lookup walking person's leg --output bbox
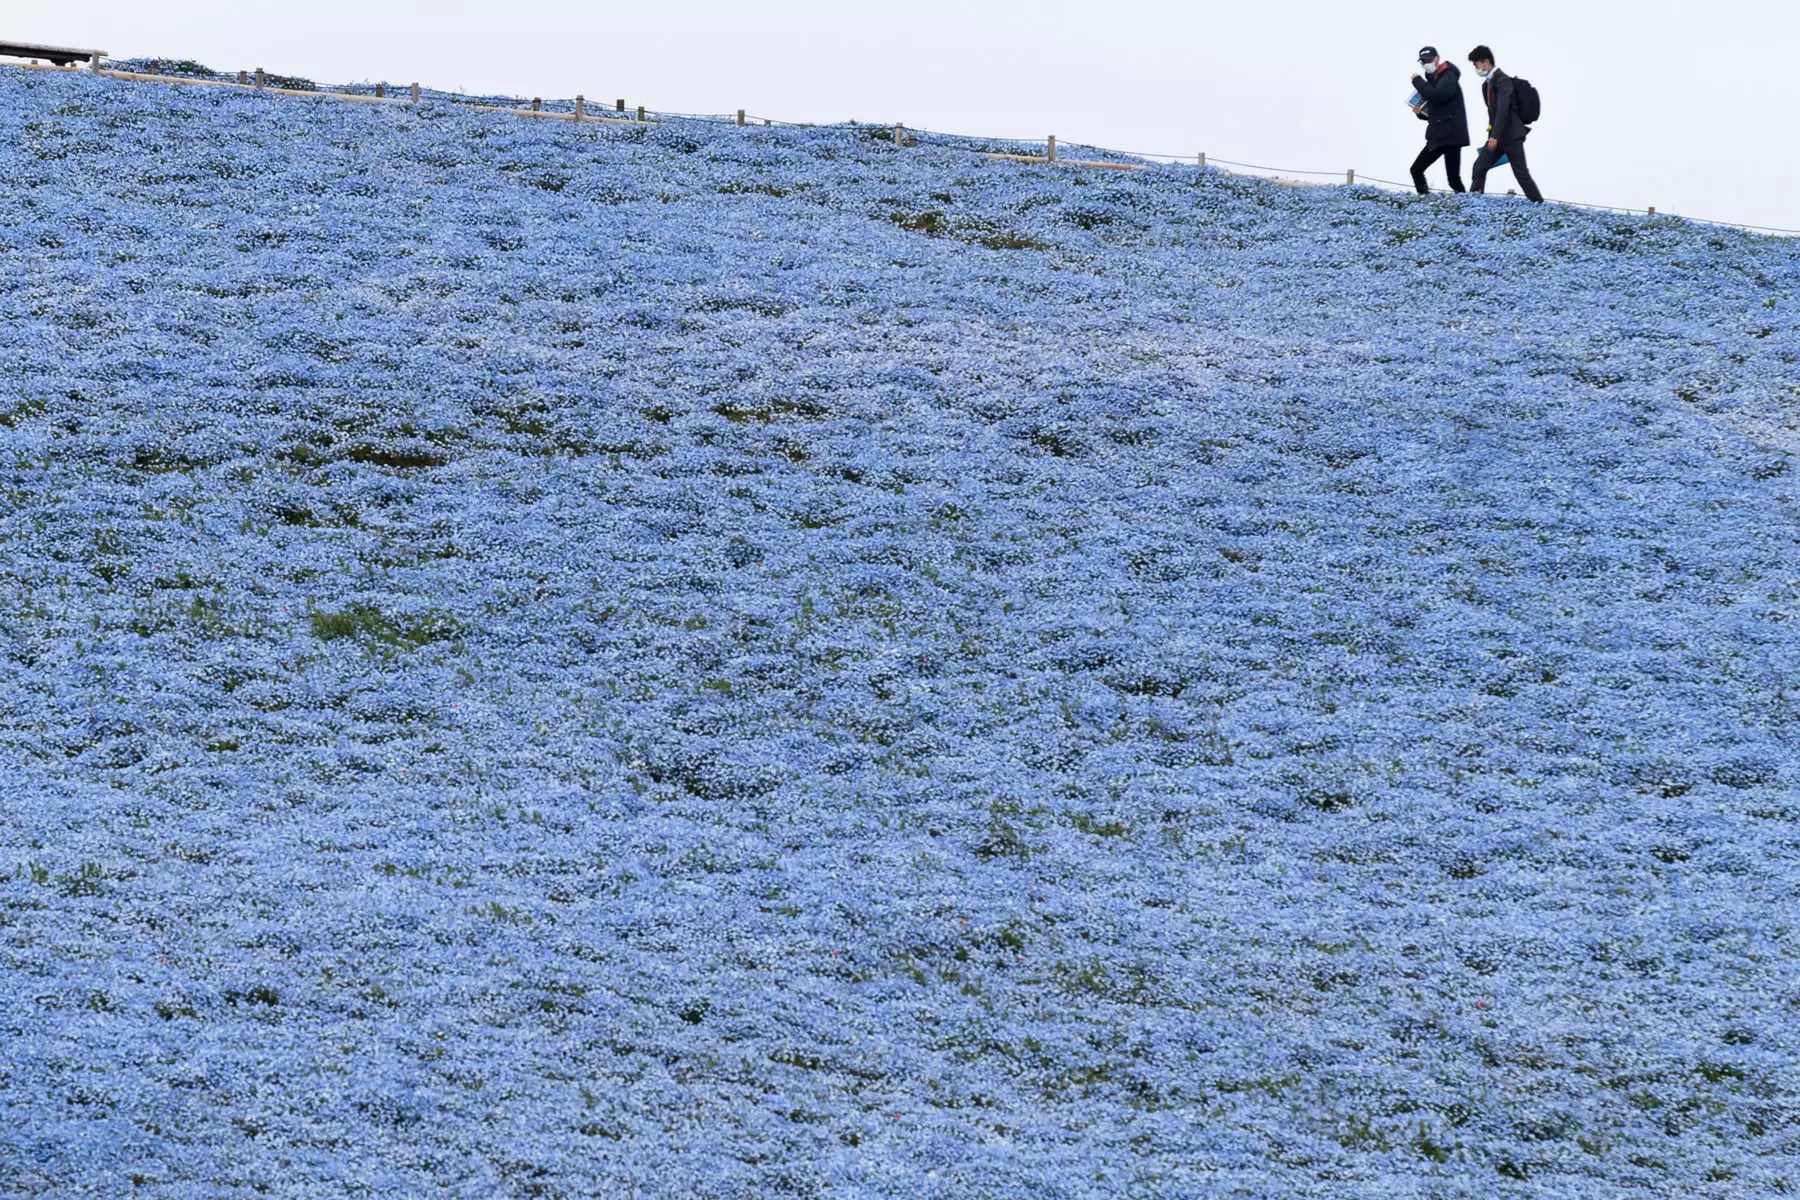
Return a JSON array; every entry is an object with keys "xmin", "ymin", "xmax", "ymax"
[
  {"xmin": 1469, "ymin": 144, "xmax": 1500, "ymax": 194},
  {"xmin": 1409, "ymin": 146, "xmax": 1443, "ymax": 195},
  {"xmin": 1505, "ymin": 138, "xmax": 1544, "ymax": 202},
  {"xmin": 1443, "ymin": 146, "xmax": 1466, "ymax": 193}
]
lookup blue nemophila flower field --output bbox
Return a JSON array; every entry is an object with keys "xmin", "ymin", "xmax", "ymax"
[{"xmin": 2, "ymin": 64, "xmax": 1797, "ymax": 1199}]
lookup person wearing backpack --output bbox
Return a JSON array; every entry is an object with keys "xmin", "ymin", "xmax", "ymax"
[
  {"xmin": 1467, "ymin": 45, "xmax": 1543, "ymax": 202},
  {"xmin": 1408, "ymin": 46, "xmax": 1469, "ymax": 194}
]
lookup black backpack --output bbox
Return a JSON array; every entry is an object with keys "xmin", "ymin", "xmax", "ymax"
[{"xmin": 1512, "ymin": 76, "xmax": 1542, "ymax": 124}]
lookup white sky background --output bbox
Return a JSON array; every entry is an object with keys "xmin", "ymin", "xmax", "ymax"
[{"xmin": 18, "ymin": 0, "xmax": 1800, "ymax": 230}]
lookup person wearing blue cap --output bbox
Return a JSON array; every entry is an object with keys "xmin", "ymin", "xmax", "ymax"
[{"xmin": 1407, "ymin": 46, "xmax": 1469, "ymax": 194}]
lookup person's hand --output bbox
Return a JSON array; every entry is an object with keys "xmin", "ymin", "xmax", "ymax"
[{"xmin": 1486, "ymin": 138, "xmax": 1498, "ymax": 150}]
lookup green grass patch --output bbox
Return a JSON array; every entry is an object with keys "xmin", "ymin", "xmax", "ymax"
[{"xmin": 308, "ymin": 602, "xmax": 464, "ymax": 652}]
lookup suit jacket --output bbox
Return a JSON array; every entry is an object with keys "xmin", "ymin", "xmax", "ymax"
[
  {"xmin": 1482, "ymin": 69, "xmax": 1526, "ymax": 145},
  {"xmin": 1411, "ymin": 62, "xmax": 1470, "ymax": 149}
]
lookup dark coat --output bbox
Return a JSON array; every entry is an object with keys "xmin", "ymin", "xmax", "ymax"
[
  {"xmin": 1411, "ymin": 62, "xmax": 1470, "ymax": 149},
  {"xmin": 1481, "ymin": 68, "xmax": 1527, "ymax": 145}
]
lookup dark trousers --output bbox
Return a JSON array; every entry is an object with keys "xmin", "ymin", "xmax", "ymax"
[
  {"xmin": 1409, "ymin": 145, "xmax": 1466, "ymax": 194},
  {"xmin": 1471, "ymin": 137, "xmax": 1543, "ymax": 202}
]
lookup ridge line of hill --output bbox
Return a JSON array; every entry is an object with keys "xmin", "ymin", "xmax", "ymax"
[{"xmin": 8, "ymin": 52, "xmax": 1797, "ymax": 237}]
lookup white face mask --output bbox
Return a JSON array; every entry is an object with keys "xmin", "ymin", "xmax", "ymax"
[
  {"xmin": 1477, "ymin": 66, "xmax": 1492, "ymax": 78},
  {"xmin": 1420, "ymin": 61, "xmax": 1437, "ymax": 72}
]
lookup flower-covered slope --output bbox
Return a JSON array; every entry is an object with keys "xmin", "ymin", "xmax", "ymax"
[{"xmin": 2, "ymin": 66, "xmax": 1797, "ymax": 1198}]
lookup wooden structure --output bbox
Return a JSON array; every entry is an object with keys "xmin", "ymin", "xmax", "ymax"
[{"xmin": 0, "ymin": 39, "xmax": 105, "ymax": 67}]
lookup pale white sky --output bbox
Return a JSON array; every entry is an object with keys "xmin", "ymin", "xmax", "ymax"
[{"xmin": 17, "ymin": 0, "xmax": 1800, "ymax": 230}]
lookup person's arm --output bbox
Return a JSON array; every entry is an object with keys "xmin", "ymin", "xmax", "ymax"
[
  {"xmin": 1414, "ymin": 71, "xmax": 1453, "ymax": 104},
  {"xmin": 1489, "ymin": 74, "xmax": 1516, "ymax": 143}
]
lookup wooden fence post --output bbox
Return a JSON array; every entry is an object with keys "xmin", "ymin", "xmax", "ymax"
[
  {"xmin": 737, "ymin": 109, "xmax": 745, "ymax": 126},
  {"xmin": 411, "ymin": 82, "xmax": 420, "ymax": 102},
  {"xmin": 637, "ymin": 105, "xmax": 646, "ymax": 123},
  {"xmin": 1198, "ymin": 152, "xmax": 1206, "ymax": 168},
  {"xmin": 1047, "ymin": 135, "xmax": 1056, "ymax": 162},
  {"xmin": 532, "ymin": 97, "xmax": 541, "ymax": 111},
  {"xmin": 894, "ymin": 123, "xmax": 903, "ymax": 147},
  {"xmin": 376, "ymin": 82, "xmax": 385, "ymax": 98},
  {"xmin": 1346, "ymin": 169, "xmax": 1355, "ymax": 185},
  {"xmin": 616, "ymin": 99, "xmax": 625, "ymax": 112},
  {"xmin": 89, "ymin": 52, "xmax": 102, "ymax": 70},
  {"xmin": 1647, "ymin": 206, "xmax": 1656, "ymax": 216},
  {"xmin": 575, "ymin": 95, "xmax": 585, "ymax": 121},
  {"xmin": 255, "ymin": 67, "xmax": 266, "ymax": 88},
  {"xmin": 237, "ymin": 70, "xmax": 247, "ymax": 85}
]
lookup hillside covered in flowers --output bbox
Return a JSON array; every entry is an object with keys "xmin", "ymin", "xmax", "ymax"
[{"xmin": 2, "ymin": 64, "xmax": 1797, "ymax": 1198}]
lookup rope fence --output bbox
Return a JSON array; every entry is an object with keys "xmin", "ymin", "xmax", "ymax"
[{"xmin": 9, "ymin": 52, "xmax": 1799, "ymax": 238}]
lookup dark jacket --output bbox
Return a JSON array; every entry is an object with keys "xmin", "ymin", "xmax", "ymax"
[
  {"xmin": 1482, "ymin": 68, "xmax": 1527, "ymax": 145},
  {"xmin": 1411, "ymin": 62, "xmax": 1470, "ymax": 149}
]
